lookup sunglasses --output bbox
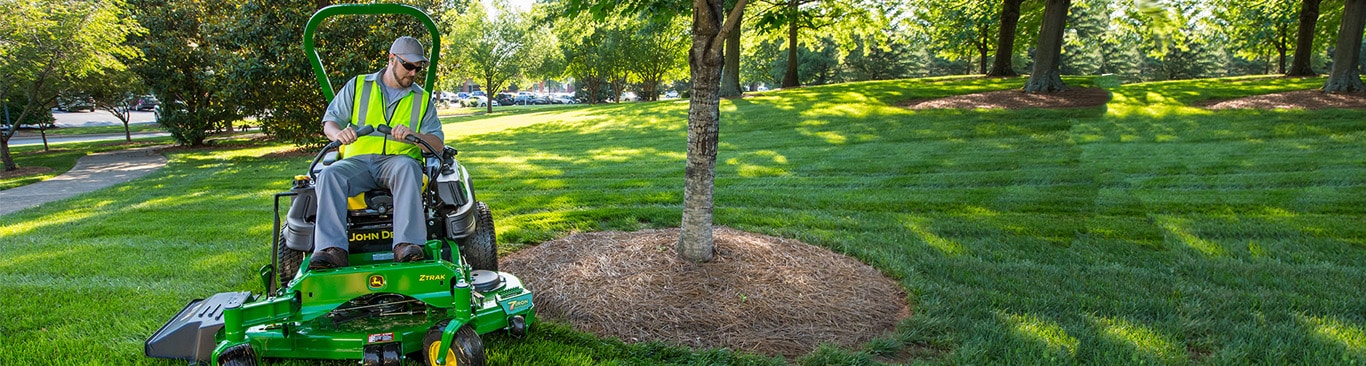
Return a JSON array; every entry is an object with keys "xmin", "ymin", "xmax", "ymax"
[{"xmin": 394, "ymin": 55, "xmax": 425, "ymax": 73}]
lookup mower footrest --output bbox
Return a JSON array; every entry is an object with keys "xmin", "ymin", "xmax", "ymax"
[{"xmin": 145, "ymin": 291, "xmax": 252, "ymax": 362}]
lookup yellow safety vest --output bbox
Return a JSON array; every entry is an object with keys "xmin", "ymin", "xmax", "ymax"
[{"xmin": 341, "ymin": 75, "xmax": 430, "ymax": 160}]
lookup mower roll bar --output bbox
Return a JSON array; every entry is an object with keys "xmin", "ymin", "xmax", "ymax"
[{"xmin": 303, "ymin": 3, "xmax": 441, "ymax": 101}]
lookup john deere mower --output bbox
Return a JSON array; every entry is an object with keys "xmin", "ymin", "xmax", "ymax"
[{"xmin": 145, "ymin": 5, "xmax": 533, "ymax": 365}]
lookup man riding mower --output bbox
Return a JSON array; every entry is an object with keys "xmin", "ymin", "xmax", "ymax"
[{"xmin": 144, "ymin": 5, "xmax": 534, "ymax": 366}]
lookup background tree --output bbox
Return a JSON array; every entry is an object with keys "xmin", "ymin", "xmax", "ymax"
[
  {"xmin": 1023, "ymin": 0, "xmax": 1072, "ymax": 92},
  {"xmin": 447, "ymin": 0, "xmax": 550, "ymax": 113},
  {"xmin": 1324, "ymin": 0, "xmax": 1366, "ymax": 91},
  {"xmin": 1062, "ymin": 0, "xmax": 1108, "ymax": 75},
  {"xmin": 989, "ymin": 0, "xmax": 1027, "ymax": 76},
  {"xmin": 840, "ymin": 33, "xmax": 917, "ymax": 81},
  {"xmin": 0, "ymin": 0, "xmax": 141, "ymax": 170},
  {"xmin": 1289, "ymin": 0, "xmax": 1325, "ymax": 75},
  {"xmin": 916, "ymin": 1, "xmax": 1000, "ymax": 75},
  {"xmin": 554, "ymin": 12, "xmax": 613, "ymax": 104},
  {"xmin": 129, "ymin": 0, "xmax": 241, "ymax": 146},
  {"xmin": 719, "ymin": 1, "xmax": 747, "ymax": 97},
  {"xmin": 605, "ymin": 26, "xmax": 634, "ymax": 102},
  {"xmin": 768, "ymin": 38, "xmax": 840, "ymax": 85},
  {"xmin": 741, "ymin": 38, "xmax": 783, "ymax": 89},
  {"xmin": 627, "ymin": 16, "xmax": 690, "ymax": 101},
  {"xmin": 752, "ymin": 0, "xmax": 873, "ymax": 88},
  {"xmin": 1214, "ymin": 0, "xmax": 1298, "ymax": 74},
  {"xmin": 75, "ymin": 69, "xmax": 145, "ymax": 142}
]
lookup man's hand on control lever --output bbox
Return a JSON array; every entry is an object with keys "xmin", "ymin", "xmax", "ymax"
[
  {"xmin": 325, "ymin": 121, "xmax": 359, "ymax": 145},
  {"xmin": 391, "ymin": 124, "xmax": 415, "ymax": 142}
]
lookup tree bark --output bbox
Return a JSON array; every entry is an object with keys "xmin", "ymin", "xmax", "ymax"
[
  {"xmin": 781, "ymin": 0, "xmax": 801, "ymax": 88},
  {"xmin": 1324, "ymin": 0, "xmax": 1366, "ymax": 92},
  {"xmin": 988, "ymin": 0, "xmax": 1023, "ymax": 77},
  {"xmin": 1288, "ymin": 0, "xmax": 1322, "ymax": 76},
  {"xmin": 979, "ymin": 45, "xmax": 989, "ymax": 74},
  {"xmin": 719, "ymin": 9, "xmax": 744, "ymax": 97},
  {"xmin": 1, "ymin": 138, "xmax": 14, "ymax": 171},
  {"xmin": 1023, "ymin": 0, "xmax": 1071, "ymax": 93},
  {"xmin": 681, "ymin": 0, "xmax": 740, "ymax": 263},
  {"xmin": 1278, "ymin": 26, "xmax": 1288, "ymax": 74},
  {"xmin": 1, "ymin": 102, "xmax": 13, "ymax": 171}
]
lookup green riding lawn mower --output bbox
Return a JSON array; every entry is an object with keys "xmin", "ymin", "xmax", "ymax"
[{"xmin": 145, "ymin": 5, "xmax": 534, "ymax": 365}]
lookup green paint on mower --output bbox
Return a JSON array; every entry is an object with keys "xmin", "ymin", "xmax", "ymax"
[{"xmin": 145, "ymin": 5, "xmax": 533, "ymax": 365}]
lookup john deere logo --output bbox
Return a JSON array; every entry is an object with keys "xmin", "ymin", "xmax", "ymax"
[{"xmin": 367, "ymin": 275, "xmax": 386, "ymax": 290}]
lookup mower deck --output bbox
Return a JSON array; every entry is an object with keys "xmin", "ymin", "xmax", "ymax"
[{"xmin": 146, "ymin": 249, "xmax": 534, "ymax": 364}]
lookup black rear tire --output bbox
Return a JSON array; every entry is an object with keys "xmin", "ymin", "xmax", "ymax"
[
  {"xmin": 458, "ymin": 202, "xmax": 498, "ymax": 271},
  {"xmin": 218, "ymin": 344, "xmax": 258, "ymax": 366},
  {"xmin": 277, "ymin": 227, "xmax": 304, "ymax": 288},
  {"xmin": 422, "ymin": 322, "xmax": 485, "ymax": 366}
]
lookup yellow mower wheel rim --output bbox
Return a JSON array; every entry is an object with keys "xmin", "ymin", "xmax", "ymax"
[{"xmin": 427, "ymin": 340, "xmax": 459, "ymax": 366}]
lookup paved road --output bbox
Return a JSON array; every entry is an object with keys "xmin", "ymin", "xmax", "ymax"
[
  {"xmin": 52, "ymin": 109, "xmax": 157, "ymax": 127},
  {"xmin": 0, "ymin": 146, "xmax": 167, "ymax": 217}
]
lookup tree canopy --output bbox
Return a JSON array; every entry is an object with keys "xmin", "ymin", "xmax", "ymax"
[{"xmin": 0, "ymin": 0, "xmax": 141, "ymax": 169}]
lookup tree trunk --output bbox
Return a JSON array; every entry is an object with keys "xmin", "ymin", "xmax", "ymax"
[
  {"xmin": 1278, "ymin": 27, "xmax": 1289, "ymax": 74},
  {"xmin": 719, "ymin": 10, "xmax": 744, "ymax": 97},
  {"xmin": 680, "ymin": 0, "xmax": 732, "ymax": 263},
  {"xmin": 1, "ymin": 138, "xmax": 14, "ymax": 171},
  {"xmin": 1288, "ymin": 0, "xmax": 1322, "ymax": 76},
  {"xmin": 988, "ymin": 0, "xmax": 1023, "ymax": 77},
  {"xmin": 485, "ymin": 78, "xmax": 497, "ymax": 114},
  {"xmin": 1324, "ymin": 0, "xmax": 1366, "ymax": 92},
  {"xmin": 781, "ymin": 0, "xmax": 801, "ymax": 88},
  {"xmin": 2, "ymin": 101, "xmax": 14, "ymax": 171},
  {"xmin": 1023, "ymin": 0, "xmax": 1071, "ymax": 93},
  {"xmin": 979, "ymin": 46, "xmax": 989, "ymax": 75},
  {"xmin": 40, "ymin": 128, "xmax": 49, "ymax": 152}
]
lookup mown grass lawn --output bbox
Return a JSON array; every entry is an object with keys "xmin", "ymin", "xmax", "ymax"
[{"xmin": 1, "ymin": 75, "xmax": 1363, "ymax": 365}]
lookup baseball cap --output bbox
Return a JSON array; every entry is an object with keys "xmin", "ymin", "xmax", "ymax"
[{"xmin": 390, "ymin": 36, "xmax": 428, "ymax": 63}]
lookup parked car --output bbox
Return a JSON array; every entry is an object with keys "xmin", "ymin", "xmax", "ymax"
[
  {"xmin": 493, "ymin": 93, "xmax": 516, "ymax": 106},
  {"xmin": 57, "ymin": 94, "xmax": 96, "ymax": 112},
  {"xmin": 462, "ymin": 95, "xmax": 489, "ymax": 107},
  {"xmin": 133, "ymin": 95, "xmax": 159, "ymax": 111},
  {"xmin": 434, "ymin": 91, "xmax": 457, "ymax": 104},
  {"xmin": 665, "ymin": 90, "xmax": 679, "ymax": 99}
]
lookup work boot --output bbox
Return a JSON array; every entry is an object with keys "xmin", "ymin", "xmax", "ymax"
[
  {"xmin": 307, "ymin": 247, "xmax": 349, "ymax": 270},
  {"xmin": 394, "ymin": 243, "xmax": 425, "ymax": 263}
]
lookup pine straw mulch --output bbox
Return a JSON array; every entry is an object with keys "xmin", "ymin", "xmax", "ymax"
[
  {"xmin": 1194, "ymin": 90, "xmax": 1366, "ymax": 110},
  {"xmin": 502, "ymin": 227, "xmax": 908, "ymax": 359},
  {"xmin": 901, "ymin": 87, "xmax": 1110, "ymax": 110},
  {"xmin": 0, "ymin": 166, "xmax": 54, "ymax": 179}
]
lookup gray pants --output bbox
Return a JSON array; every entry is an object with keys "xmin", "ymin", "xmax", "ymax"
[{"xmin": 313, "ymin": 154, "xmax": 425, "ymax": 254}]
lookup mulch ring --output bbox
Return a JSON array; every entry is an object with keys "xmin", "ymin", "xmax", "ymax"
[
  {"xmin": 0, "ymin": 166, "xmax": 54, "ymax": 179},
  {"xmin": 1194, "ymin": 90, "xmax": 1366, "ymax": 110},
  {"xmin": 502, "ymin": 227, "xmax": 908, "ymax": 359},
  {"xmin": 901, "ymin": 87, "xmax": 1110, "ymax": 110}
]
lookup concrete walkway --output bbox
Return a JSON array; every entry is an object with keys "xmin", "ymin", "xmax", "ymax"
[{"xmin": 0, "ymin": 146, "xmax": 167, "ymax": 216}]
